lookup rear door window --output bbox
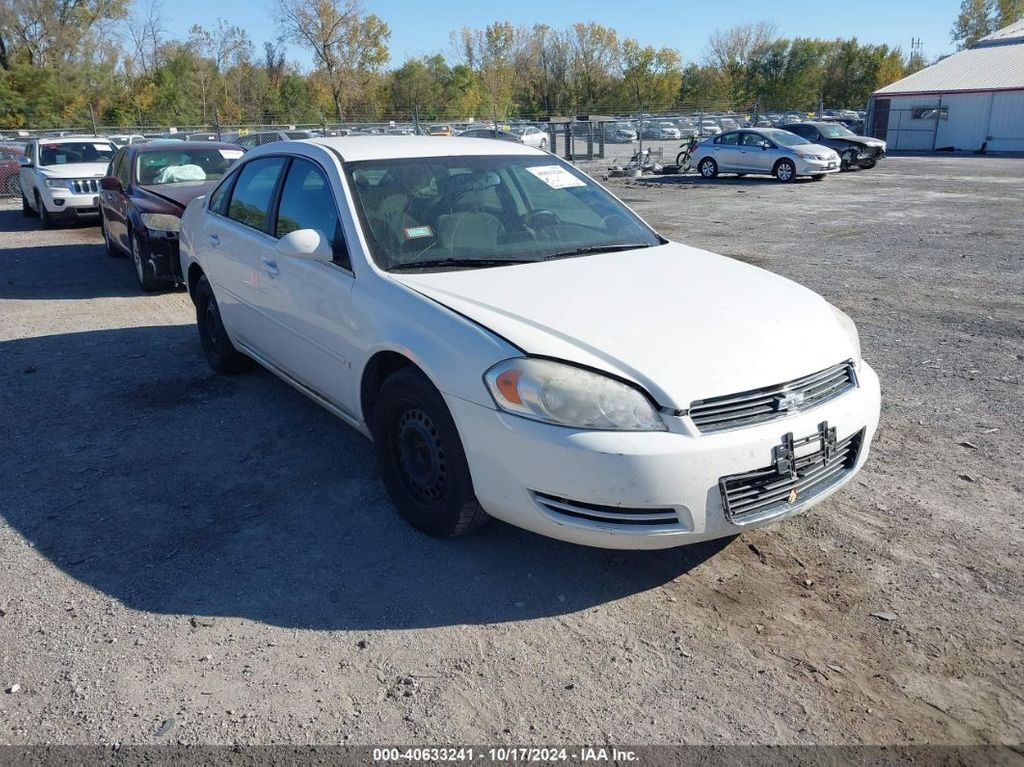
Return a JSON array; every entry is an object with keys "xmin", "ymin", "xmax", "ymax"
[{"xmin": 226, "ymin": 157, "xmax": 286, "ymax": 233}]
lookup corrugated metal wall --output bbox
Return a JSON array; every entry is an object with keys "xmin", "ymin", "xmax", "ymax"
[{"xmin": 871, "ymin": 90, "xmax": 1024, "ymax": 152}]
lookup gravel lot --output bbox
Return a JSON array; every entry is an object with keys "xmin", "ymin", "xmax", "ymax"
[{"xmin": 0, "ymin": 156, "xmax": 1021, "ymax": 747}]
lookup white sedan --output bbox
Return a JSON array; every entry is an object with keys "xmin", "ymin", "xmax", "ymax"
[{"xmin": 179, "ymin": 136, "xmax": 880, "ymax": 549}]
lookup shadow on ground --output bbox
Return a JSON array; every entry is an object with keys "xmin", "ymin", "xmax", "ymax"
[
  {"xmin": 1, "ymin": 324, "xmax": 730, "ymax": 630},
  {"xmin": 0, "ymin": 208, "xmax": 148, "ymax": 300}
]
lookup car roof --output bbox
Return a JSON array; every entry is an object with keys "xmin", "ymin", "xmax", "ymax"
[
  {"xmin": 34, "ymin": 136, "xmax": 116, "ymax": 144},
  {"xmin": 130, "ymin": 141, "xmax": 242, "ymax": 153},
  {"xmin": 307, "ymin": 135, "xmax": 542, "ymax": 162}
]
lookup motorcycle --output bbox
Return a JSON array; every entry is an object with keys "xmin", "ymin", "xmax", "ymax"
[{"xmin": 675, "ymin": 137, "xmax": 700, "ymax": 171}]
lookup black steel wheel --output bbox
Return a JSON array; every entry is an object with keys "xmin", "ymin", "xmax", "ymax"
[
  {"xmin": 372, "ymin": 367, "xmax": 488, "ymax": 538},
  {"xmin": 194, "ymin": 275, "xmax": 251, "ymax": 374}
]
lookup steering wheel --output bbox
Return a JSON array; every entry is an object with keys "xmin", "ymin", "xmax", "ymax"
[{"xmin": 522, "ymin": 209, "xmax": 561, "ymax": 241}]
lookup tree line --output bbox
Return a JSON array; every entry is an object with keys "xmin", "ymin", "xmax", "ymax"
[{"xmin": 0, "ymin": 0, "xmax": 974, "ymax": 130}]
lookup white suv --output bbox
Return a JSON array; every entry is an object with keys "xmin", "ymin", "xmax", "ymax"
[
  {"xmin": 19, "ymin": 137, "xmax": 116, "ymax": 227},
  {"xmin": 179, "ymin": 136, "xmax": 879, "ymax": 549}
]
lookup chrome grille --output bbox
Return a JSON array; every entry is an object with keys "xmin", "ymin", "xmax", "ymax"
[
  {"xmin": 689, "ymin": 361, "xmax": 857, "ymax": 434},
  {"xmin": 532, "ymin": 492, "xmax": 679, "ymax": 529},
  {"xmin": 720, "ymin": 427, "xmax": 863, "ymax": 524},
  {"xmin": 71, "ymin": 178, "xmax": 100, "ymax": 194}
]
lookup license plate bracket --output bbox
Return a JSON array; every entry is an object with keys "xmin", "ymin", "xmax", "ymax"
[{"xmin": 771, "ymin": 421, "xmax": 838, "ymax": 480}]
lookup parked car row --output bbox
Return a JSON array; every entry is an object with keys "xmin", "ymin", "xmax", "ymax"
[{"xmin": 10, "ymin": 132, "xmax": 881, "ymax": 549}]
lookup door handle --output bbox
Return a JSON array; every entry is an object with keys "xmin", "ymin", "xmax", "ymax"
[
  {"xmin": 209, "ymin": 234, "xmax": 220, "ymax": 247},
  {"xmin": 261, "ymin": 259, "xmax": 279, "ymax": 277}
]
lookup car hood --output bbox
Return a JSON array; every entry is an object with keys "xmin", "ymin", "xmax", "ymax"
[
  {"xmin": 37, "ymin": 163, "xmax": 109, "ymax": 179},
  {"xmin": 391, "ymin": 242, "xmax": 857, "ymax": 409},
  {"xmin": 139, "ymin": 181, "xmax": 218, "ymax": 210}
]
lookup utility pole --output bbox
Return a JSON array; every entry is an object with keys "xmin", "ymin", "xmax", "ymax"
[{"xmin": 89, "ymin": 104, "xmax": 98, "ymax": 136}]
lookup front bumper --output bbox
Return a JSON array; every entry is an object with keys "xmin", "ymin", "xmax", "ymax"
[
  {"xmin": 139, "ymin": 228, "xmax": 183, "ymax": 282},
  {"xmin": 447, "ymin": 361, "xmax": 880, "ymax": 549},
  {"xmin": 37, "ymin": 187, "xmax": 101, "ymax": 217},
  {"xmin": 794, "ymin": 157, "xmax": 841, "ymax": 175}
]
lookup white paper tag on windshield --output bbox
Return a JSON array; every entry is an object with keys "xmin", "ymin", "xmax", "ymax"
[
  {"xmin": 526, "ymin": 165, "xmax": 586, "ymax": 189},
  {"xmin": 93, "ymin": 143, "xmax": 110, "ymax": 151},
  {"xmin": 219, "ymin": 149, "xmax": 243, "ymax": 160}
]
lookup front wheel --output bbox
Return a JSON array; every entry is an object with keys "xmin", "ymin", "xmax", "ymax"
[
  {"xmin": 22, "ymin": 192, "xmax": 35, "ymax": 217},
  {"xmin": 129, "ymin": 227, "xmax": 162, "ymax": 292},
  {"xmin": 539, "ymin": 137, "xmax": 548, "ymax": 151},
  {"xmin": 698, "ymin": 157, "xmax": 718, "ymax": 178},
  {"xmin": 774, "ymin": 159, "xmax": 796, "ymax": 183},
  {"xmin": 35, "ymin": 192, "xmax": 54, "ymax": 228},
  {"xmin": 811, "ymin": 174, "xmax": 826, "ymax": 181},
  {"xmin": 372, "ymin": 367, "xmax": 488, "ymax": 538},
  {"xmin": 675, "ymin": 151, "xmax": 691, "ymax": 170},
  {"xmin": 194, "ymin": 275, "xmax": 252, "ymax": 374}
]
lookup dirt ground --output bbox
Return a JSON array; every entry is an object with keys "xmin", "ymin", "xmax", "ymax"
[{"xmin": 0, "ymin": 155, "xmax": 1021, "ymax": 747}]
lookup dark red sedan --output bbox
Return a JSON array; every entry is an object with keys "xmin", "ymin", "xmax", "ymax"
[
  {"xmin": 1, "ymin": 144, "xmax": 26, "ymax": 197},
  {"xmin": 99, "ymin": 141, "xmax": 243, "ymax": 291}
]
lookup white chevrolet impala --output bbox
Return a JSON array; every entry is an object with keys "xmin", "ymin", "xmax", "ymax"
[{"xmin": 179, "ymin": 136, "xmax": 880, "ymax": 549}]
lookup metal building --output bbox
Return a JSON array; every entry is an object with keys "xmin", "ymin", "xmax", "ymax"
[{"xmin": 867, "ymin": 19, "xmax": 1024, "ymax": 152}]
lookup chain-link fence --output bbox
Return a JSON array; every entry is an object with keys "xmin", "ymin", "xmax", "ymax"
[{"xmin": 1, "ymin": 104, "xmax": 862, "ymax": 199}]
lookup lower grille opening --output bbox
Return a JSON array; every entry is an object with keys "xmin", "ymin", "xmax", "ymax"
[
  {"xmin": 720, "ymin": 428, "xmax": 864, "ymax": 523},
  {"xmin": 532, "ymin": 492, "xmax": 679, "ymax": 528}
]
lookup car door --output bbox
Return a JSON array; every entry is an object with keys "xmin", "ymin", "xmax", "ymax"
[
  {"xmin": 709, "ymin": 132, "xmax": 741, "ymax": 170},
  {"xmin": 255, "ymin": 156, "xmax": 360, "ymax": 415},
  {"xmin": 102, "ymin": 149, "xmax": 132, "ymax": 250},
  {"xmin": 738, "ymin": 132, "xmax": 775, "ymax": 173},
  {"xmin": 204, "ymin": 155, "xmax": 288, "ymax": 350},
  {"xmin": 19, "ymin": 141, "xmax": 37, "ymax": 204}
]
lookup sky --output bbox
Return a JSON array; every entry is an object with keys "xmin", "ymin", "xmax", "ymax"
[{"xmin": 159, "ymin": 0, "xmax": 961, "ymax": 69}]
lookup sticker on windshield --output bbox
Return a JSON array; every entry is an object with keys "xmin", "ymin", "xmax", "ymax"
[
  {"xmin": 403, "ymin": 225, "xmax": 434, "ymax": 240},
  {"xmin": 525, "ymin": 165, "xmax": 586, "ymax": 189},
  {"xmin": 93, "ymin": 143, "xmax": 111, "ymax": 152},
  {"xmin": 219, "ymin": 149, "xmax": 243, "ymax": 160}
]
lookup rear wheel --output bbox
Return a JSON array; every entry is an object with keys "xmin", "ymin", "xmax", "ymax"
[
  {"xmin": 372, "ymin": 367, "xmax": 488, "ymax": 538},
  {"xmin": 774, "ymin": 159, "xmax": 796, "ymax": 183},
  {"xmin": 194, "ymin": 275, "xmax": 251, "ymax": 374},
  {"xmin": 698, "ymin": 157, "xmax": 718, "ymax": 178}
]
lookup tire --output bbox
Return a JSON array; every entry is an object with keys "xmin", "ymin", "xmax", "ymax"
[
  {"xmin": 372, "ymin": 367, "xmax": 488, "ymax": 538},
  {"xmin": 774, "ymin": 159, "xmax": 796, "ymax": 183},
  {"xmin": 861, "ymin": 160, "xmax": 877, "ymax": 170},
  {"xmin": 675, "ymin": 151, "xmax": 691, "ymax": 170},
  {"xmin": 129, "ymin": 226, "xmax": 162, "ymax": 292},
  {"xmin": 811, "ymin": 174, "xmax": 826, "ymax": 181},
  {"xmin": 35, "ymin": 192, "xmax": 54, "ymax": 228},
  {"xmin": 101, "ymin": 214, "xmax": 121, "ymax": 257},
  {"xmin": 698, "ymin": 157, "xmax": 718, "ymax": 178},
  {"xmin": 539, "ymin": 137, "xmax": 548, "ymax": 151},
  {"xmin": 194, "ymin": 275, "xmax": 251, "ymax": 374},
  {"xmin": 22, "ymin": 192, "xmax": 36, "ymax": 217}
]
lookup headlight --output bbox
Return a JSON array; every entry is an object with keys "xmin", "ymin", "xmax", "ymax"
[
  {"xmin": 140, "ymin": 213, "xmax": 181, "ymax": 232},
  {"xmin": 830, "ymin": 306, "xmax": 862, "ymax": 367},
  {"xmin": 484, "ymin": 358, "xmax": 666, "ymax": 431},
  {"xmin": 44, "ymin": 178, "xmax": 70, "ymax": 189}
]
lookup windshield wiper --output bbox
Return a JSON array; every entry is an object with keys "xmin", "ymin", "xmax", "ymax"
[
  {"xmin": 541, "ymin": 243, "xmax": 655, "ymax": 261},
  {"xmin": 388, "ymin": 258, "xmax": 537, "ymax": 272}
]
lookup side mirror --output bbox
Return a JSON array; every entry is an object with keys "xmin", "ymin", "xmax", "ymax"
[
  {"xmin": 100, "ymin": 176, "xmax": 122, "ymax": 191},
  {"xmin": 18, "ymin": 155, "xmax": 32, "ymax": 167},
  {"xmin": 276, "ymin": 228, "xmax": 332, "ymax": 260}
]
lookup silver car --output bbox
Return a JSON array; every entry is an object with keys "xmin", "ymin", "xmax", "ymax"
[{"xmin": 691, "ymin": 128, "xmax": 840, "ymax": 182}]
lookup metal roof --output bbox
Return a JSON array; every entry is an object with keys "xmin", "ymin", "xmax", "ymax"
[
  {"xmin": 976, "ymin": 18, "xmax": 1024, "ymax": 46},
  {"xmin": 874, "ymin": 20, "xmax": 1024, "ymax": 95}
]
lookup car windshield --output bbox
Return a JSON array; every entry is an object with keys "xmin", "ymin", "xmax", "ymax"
[
  {"xmin": 38, "ymin": 141, "xmax": 115, "ymax": 166},
  {"xmin": 345, "ymin": 155, "xmax": 662, "ymax": 272},
  {"xmin": 767, "ymin": 130, "xmax": 810, "ymax": 147},
  {"xmin": 819, "ymin": 124, "xmax": 856, "ymax": 138},
  {"xmin": 136, "ymin": 148, "xmax": 242, "ymax": 185}
]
